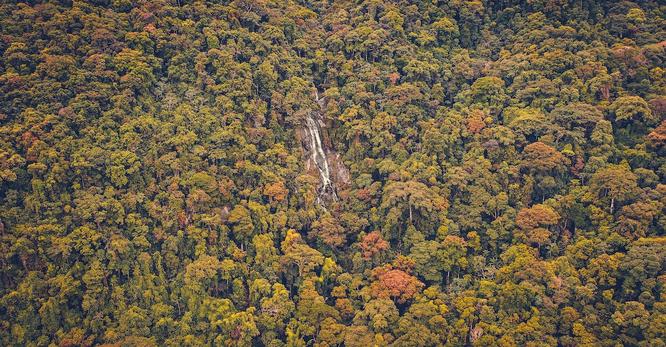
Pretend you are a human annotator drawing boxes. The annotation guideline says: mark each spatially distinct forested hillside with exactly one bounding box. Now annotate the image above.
[0,0,665,346]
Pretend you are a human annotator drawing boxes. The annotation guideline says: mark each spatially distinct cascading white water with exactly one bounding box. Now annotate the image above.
[305,88,337,203]
[305,116,332,188]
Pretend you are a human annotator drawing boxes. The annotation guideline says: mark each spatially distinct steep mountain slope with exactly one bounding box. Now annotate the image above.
[0,1,664,346]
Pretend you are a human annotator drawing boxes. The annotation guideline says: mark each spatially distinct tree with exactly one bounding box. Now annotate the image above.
[252,233,280,280]
[262,181,288,204]
[220,309,260,346]
[469,76,507,114]
[618,237,666,303]
[506,107,550,144]
[521,142,570,200]
[589,164,639,214]
[610,96,656,125]
[411,240,443,283]
[610,96,658,144]
[294,279,339,338]
[281,230,324,278]
[0,149,24,183]
[439,235,468,285]
[380,180,448,244]
[370,264,424,304]
[516,204,560,250]
[521,142,569,174]
[257,283,294,335]
[228,204,254,247]
[551,103,604,146]
[359,231,389,261]
[309,214,347,250]
[646,120,666,155]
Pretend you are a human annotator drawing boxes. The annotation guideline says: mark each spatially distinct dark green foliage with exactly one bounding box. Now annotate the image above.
[0,0,664,346]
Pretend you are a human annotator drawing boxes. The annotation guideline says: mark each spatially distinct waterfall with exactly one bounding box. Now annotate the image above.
[305,89,337,203]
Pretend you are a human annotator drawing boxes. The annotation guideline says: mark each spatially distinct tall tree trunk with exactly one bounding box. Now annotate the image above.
[610,197,614,214]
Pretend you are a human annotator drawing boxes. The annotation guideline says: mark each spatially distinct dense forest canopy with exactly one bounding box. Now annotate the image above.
[0,0,665,346]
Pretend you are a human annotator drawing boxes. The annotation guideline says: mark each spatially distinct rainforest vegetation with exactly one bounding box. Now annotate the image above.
[0,0,665,346]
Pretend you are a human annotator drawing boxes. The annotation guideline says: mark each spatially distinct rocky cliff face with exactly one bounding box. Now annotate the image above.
[299,88,350,205]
